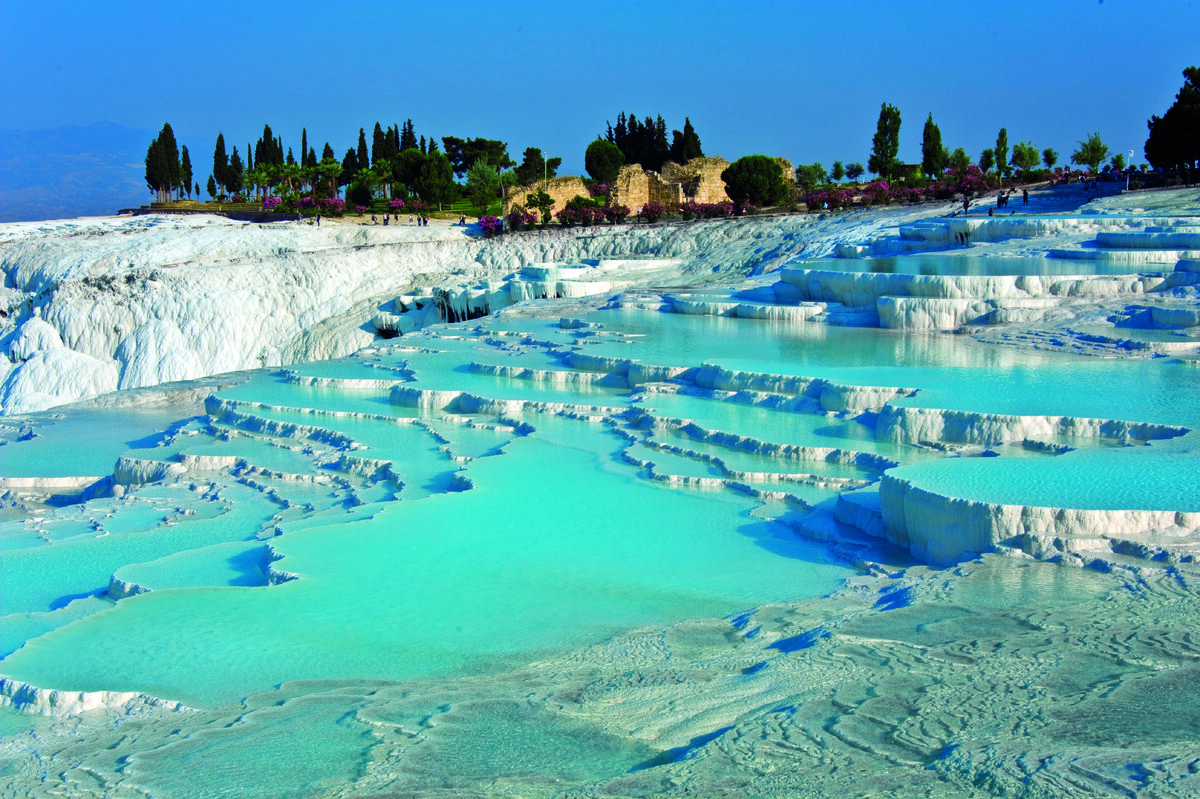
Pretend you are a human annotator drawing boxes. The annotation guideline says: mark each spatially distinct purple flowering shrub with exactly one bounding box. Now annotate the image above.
[387,199,406,211]
[603,204,630,224]
[640,202,666,223]
[262,196,282,211]
[354,205,367,215]
[479,215,502,237]
[586,183,611,198]
[804,188,855,210]
[507,207,537,230]
[319,197,345,214]
[554,207,581,227]
[296,196,317,211]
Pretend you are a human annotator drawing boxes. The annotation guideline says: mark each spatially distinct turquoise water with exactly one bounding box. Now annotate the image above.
[790,253,1172,276]
[2,287,1198,795]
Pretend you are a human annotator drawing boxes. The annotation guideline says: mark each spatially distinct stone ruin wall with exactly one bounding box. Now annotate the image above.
[611,156,736,211]
[503,176,588,216]
[505,155,797,216]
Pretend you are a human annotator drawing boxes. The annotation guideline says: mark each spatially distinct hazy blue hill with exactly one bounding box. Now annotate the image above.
[0,122,155,221]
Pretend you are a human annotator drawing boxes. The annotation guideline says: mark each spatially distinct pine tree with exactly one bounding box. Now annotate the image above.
[322,142,335,162]
[427,136,439,154]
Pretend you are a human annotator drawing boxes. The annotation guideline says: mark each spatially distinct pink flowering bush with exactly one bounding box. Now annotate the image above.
[387,199,406,211]
[479,215,502,237]
[507,207,537,230]
[296,196,317,211]
[554,207,581,227]
[604,204,630,224]
[586,183,611,197]
[316,197,345,214]
[804,187,854,210]
[262,196,282,211]
[640,202,666,223]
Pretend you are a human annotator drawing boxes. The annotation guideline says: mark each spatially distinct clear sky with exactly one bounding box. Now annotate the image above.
[2,0,1197,179]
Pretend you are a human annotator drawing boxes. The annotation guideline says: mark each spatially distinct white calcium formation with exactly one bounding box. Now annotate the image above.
[1,188,1199,797]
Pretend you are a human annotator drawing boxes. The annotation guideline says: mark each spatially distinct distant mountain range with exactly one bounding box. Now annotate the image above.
[0,122,155,222]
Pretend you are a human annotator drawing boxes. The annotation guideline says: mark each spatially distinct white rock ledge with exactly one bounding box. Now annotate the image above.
[879,472,1200,565]
[0,675,189,717]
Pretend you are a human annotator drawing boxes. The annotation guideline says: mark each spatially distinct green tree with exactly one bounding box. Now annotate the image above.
[314,158,342,198]
[868,103,901,180]
[830,161,845,182]
[979,148,995,174]
[845,162,865,181]
[393,148,426,195]
[442,136,513,177]
[213,133,229,195]
[356,129,369,172]
[340,148,359,190]
[794,162,827,190]
[514,147,560,186]
[948,148,970,175]
[526,190,553,224]
[721,155,786,207]
[1011,141,1039,172]
[466,158,501,216]
[921,113,945,177]
[1071,132,1110,173]
[1042,147,1058,169]
[585,138,624,183]
[415,151,455,209]
[669,117,704,163]
[1145,66,1200,170]
[322,142,335,162]
[400,119,418,152]
[995,128,1009,177]
[372,122,388,168]
[226,147,245,194]
[206,174,216,199]
[180,145,192,198]
[144,123,180,203]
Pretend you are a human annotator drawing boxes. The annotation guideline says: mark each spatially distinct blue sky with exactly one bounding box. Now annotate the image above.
[1,0,1197,186]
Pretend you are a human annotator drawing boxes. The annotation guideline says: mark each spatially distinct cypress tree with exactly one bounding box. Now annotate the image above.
[427,136,439,154]
[227,147,245,194]
[180,145,192,198]
[995,128,1009,178]
[372,122,386,167]
[921,113,945,177]
[307,147,316,168]
[301,128,309,167]
[680,118,702,161]
[868,103,902,180]
[400,119,417,152]
[357,128,369,172]
[322,142,335,162]
[206,174,217,199]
